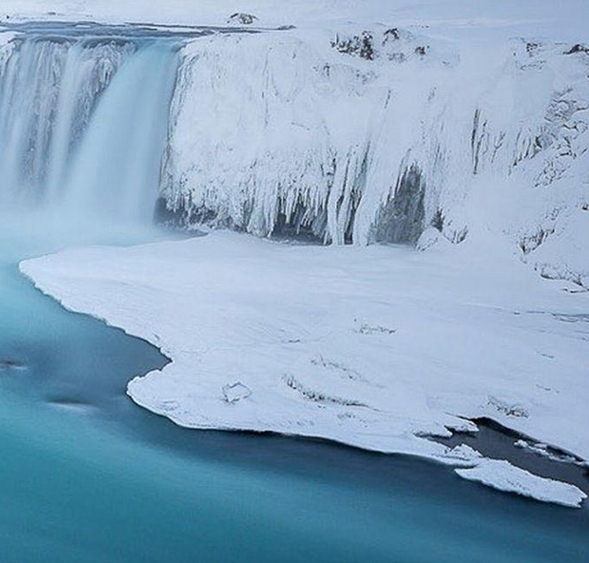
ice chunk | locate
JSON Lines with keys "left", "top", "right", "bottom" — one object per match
{"left": 456, "top": 459, "right": 587, "bottom": 508}
{"left": 222, "top": 382, "right": 252, "bottom": 404}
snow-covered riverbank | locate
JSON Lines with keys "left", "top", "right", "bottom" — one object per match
{"left": 21, "top": 231, "right": 588, "bottom": 507}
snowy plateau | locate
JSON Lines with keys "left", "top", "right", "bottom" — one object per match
{"left": 7, "top": 0, "right": 589, "bottom": 507}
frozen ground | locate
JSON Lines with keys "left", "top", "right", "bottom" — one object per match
{"left": 21, "top": 232, "right": 588, "bottom": 507}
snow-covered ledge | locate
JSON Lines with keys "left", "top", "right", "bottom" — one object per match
{"left": 20, "top": 232, "right": 588, "bottom": 508}
{"left": 456, "top": 460, "right": 586, "bottom": 509}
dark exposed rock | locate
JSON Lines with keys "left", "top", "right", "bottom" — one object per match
{"left": 360, "top": 32, "right": 375, "bottom": 60}
{"left": 154, "top": 195, "right": 225, "bottom": 233}
{"left": 451, "top": 227, "right": 468, "bottom": 244}
{"left": 387, "top": 52, "right": 406, "bottom": 63}
{"left": 283, "top": 374, "right": 367, "bottom": 407}
{"left": 383, "top": 28, "right": 400, "bottom": 42}
{"left": 373, "top": 164, "right": 425, "bottom": 245}
{"left": 565, "top": 43, "right": 589, "bottom": 55}
{"left": 331, "top": 31, "right": 375, "bottom": 61}
{"left": 227, "top": 13, "right": 258, "bottom": 26}
{"left": 271, "top": 198, "right": 329, "bottom": 244}
{"left": 519, "top": 228, "right": 554, "bottom": 255}
{"left": 526, "top": 42, "right": 539, "bottom": 55}
{"left": 331, "top": 27, "right": 436, "bottom": 66}
{"left": 431, "top": 208, "right": 445, "bottom": 232}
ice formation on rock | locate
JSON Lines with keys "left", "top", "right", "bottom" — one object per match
{"left": 6, "top": 14, "right": 587, "bottom": 506}
{"left": 159, "top": 28, "right": 588, "bottom": 287}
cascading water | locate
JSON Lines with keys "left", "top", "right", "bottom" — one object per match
{"left": 0, "top": 27, "right": 180, "bottom": 230}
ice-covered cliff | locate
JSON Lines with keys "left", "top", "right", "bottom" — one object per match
{"left": 160, "top": 26, "right": 588, "bottom": 285}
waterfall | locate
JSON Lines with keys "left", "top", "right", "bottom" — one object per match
{"left": 0, "top": 29, "right": 179, "bottom": 230}
{"left": 62, "top": 43, "right": 178, "bottom": 225}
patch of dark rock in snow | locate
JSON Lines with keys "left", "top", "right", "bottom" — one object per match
{"left": 565, "top": 44, "right": 589, "bottom": 55}
{"left": 283, "top": 374, "right": 368, "bottom": 407}
{"left": 331, "top": 31, "right": 375, "bottom": 60}
{"left": 519, "top": 228, "right": 554, "bottom": 255}
{"left": 372, "top": 164, "right": 425, "bottom": 244}
{"left": 227, "top": 13, "right": 258, "bottom": 26}
{"left": 355, "top": 323, "right": 396, "bottom": 336}
{"left": 486, "top": 396, "right": 529, "bottom": 418}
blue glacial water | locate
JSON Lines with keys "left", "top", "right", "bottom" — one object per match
{"left": 0, "top": 21, "right": 587, "bottom": 563}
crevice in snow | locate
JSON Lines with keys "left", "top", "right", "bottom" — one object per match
{"left": 371, "top": 163, "right": 425, "bottom": 244}
{"left": 283, "top": 374, "right": 369, "bottom": 408}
